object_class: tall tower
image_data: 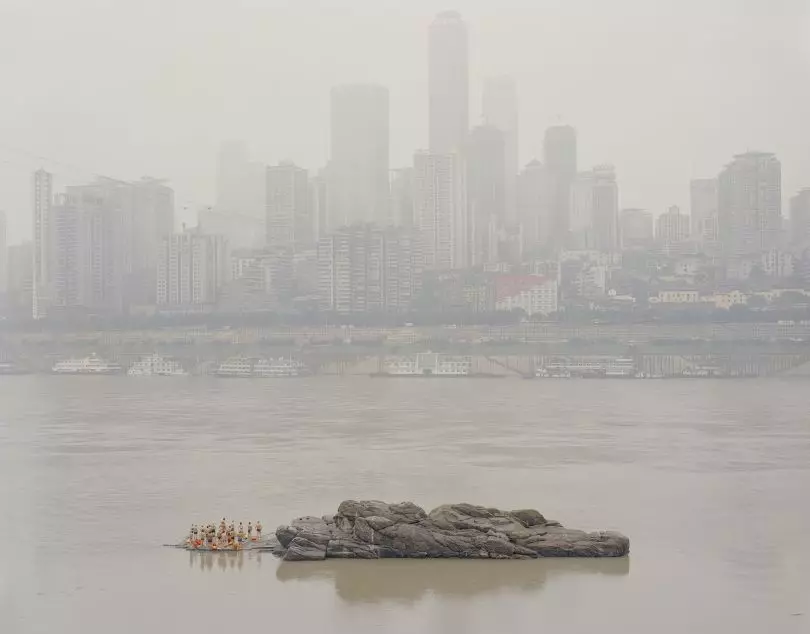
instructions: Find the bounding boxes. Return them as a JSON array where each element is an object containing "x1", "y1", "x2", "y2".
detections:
[
  {"x1": 483, "y1": 76, "x2": 519, "y2": 224},
  {"x1": 466, "y1": 125, "x2": 507, "y2": 265},
  {"x1": 718, "y1": 152, "x2": 781, "y2": 257},
  {"x1": 32, "y1": 169, "x2": 52, "y2": 319},
  {"x1": 790, "y1": 189, "x2": 810, "y2": 249},
  {"x1": 543, "y1": 126, "x2": 577, "y2": 247},
  {"x1": 329, "y1": 84, "x2": 390, "y2": 228},
  {"x1": 429, "y1": 11, "x2": 469, "y2": 153},
  {"x1": 266, "y1": 162, "x2": 310, "y2": 249},
  {"x1": 413, "y1": 151, "x2": 467, "y2": 271}
]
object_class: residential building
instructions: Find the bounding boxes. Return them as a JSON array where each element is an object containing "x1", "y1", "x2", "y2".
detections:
[
  {"x1": 620, "y1": 208, "x2": 654, "y2": 249},
  {"x1": 790, "y1": 189, "x2": 810, "y2": 248},
  {"x1": 494, "y1": 274, "x2": 558, "y2": 315},
  {"x1": 156, "y1": 226, "x2": 229, "y2": 307},
  {"x1": 543, "y1": 125, "x2": 577, "y2": 246},
  {"x1": 649, "y1": 290, "x2": 700, "y2": 304},
  {"x1": 466, "y1": 125, "x2": 507, "y2": 265},
  {"x1": 413, "y1": 151, "x2": 467, "y2": 271},
  {"x1": 50, "y1": 185, "x2": 126, "y2": 314},
  {"x1": 656, "y1": 206, "x2": 691, "y2": 254},
  {"x1": 570, "y1": 165, "x2": 618, "y2": 252},
  {"x1": 429, "y1": 11, "x2": 469, "y2": 154},
  {"x1": 317, "y1": 224, "x2": 422, "y2": 313},
  {"x1": 32, "y1": 168, "x2": 52, "y2": 319},
  {"x1": 760, "y1": 249, "x2": 794, "y2": 278},
  {"x1": 266, "y1": 162, "x2": 310, "y2": 249},
  {"x1": 482, "y1": 76, "x2": 518, "y2": 224},
  {"x1": 329, "y1": 84, "x2": 390, "y2": 227},
  {"x1": 718, "y1": 151, "x2": 781, "y2": 257},
  {"x1": 518, "y1": 160, "x2": 554, "y2": 252},
  {"x1": 690, "y1": 178, "x2": 718, "y2": 243}
]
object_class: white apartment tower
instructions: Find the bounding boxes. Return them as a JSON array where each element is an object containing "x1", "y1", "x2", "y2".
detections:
[
  {"x1": 157, "y1": 227, "x2": 229, "y2": 307},
  {"x1": 32, "y1": 169, "x2": 52, "y2": 319},
  {"x1": 413, "y1": 151, "x2": 468, "y2": 271},
  {"x1": 266, "y1": 162, "x2": 310, "y2": 249},
  {"x1": 429, "y1": 11, "x2": 469, "y2": 154}
]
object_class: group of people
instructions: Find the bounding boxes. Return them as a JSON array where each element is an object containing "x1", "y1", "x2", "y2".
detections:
[{"x1": 187, "y1": 518, "x2": 263, "y2": 549}]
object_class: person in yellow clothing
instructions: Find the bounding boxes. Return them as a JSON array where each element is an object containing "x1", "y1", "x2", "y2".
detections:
[{"x1": 256, "y1": 521, "x2": 262, "y2": 539}]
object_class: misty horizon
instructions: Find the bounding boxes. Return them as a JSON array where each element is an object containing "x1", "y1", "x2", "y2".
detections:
[{"x1": 1, "y1": 0, "x2": 809, "y2": 242}]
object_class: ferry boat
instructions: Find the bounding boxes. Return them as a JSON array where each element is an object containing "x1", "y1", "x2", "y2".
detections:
[
  {"x1": 127, "y1": 354, "x2": 188, "y2": 377},
  {"x1": 52, "y1": 354, "x2": 122, "y2": 375},
  {"x1": 215, "y1": 356, "x2": 309, "y2": 378},
  {"x1": 372, "y1": 353, "x2": 500, "y2": 378}
]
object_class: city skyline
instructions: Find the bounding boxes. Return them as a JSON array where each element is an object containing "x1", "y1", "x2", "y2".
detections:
[{"x1": 0, "y1": 2, "x2": 808, "y2": 242}]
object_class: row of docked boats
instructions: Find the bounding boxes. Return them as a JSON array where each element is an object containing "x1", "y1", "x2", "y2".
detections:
[{"x1": 45, "y1": 354, "x2": 309, "y2": 377}]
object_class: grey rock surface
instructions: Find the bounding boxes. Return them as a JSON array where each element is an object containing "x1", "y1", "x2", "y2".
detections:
[{"x1": 275, "y1": 501, "x2": 629, "y2": 561}]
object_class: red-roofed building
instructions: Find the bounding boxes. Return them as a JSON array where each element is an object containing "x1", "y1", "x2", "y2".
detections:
[{"x1": 494, "y1": 274, "x2": 558, "y2": 315}]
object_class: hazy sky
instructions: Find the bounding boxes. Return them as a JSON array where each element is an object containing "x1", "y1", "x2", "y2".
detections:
[{"x1": 1, "y1": 0, "x2": 808, "y2": 242}]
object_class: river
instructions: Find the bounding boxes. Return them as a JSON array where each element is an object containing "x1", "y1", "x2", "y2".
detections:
[{"x1": 1, "y1": 377, "x2": 808, "y2": 633}]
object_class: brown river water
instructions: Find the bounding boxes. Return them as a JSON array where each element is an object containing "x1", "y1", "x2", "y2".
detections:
[{"x1": 1, "y1": 377, "x2": 808, "y2": 633}]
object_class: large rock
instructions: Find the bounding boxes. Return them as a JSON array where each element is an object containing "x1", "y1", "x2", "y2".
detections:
[{"x1": 274, "y1": 500, "x2": 629, "y2": 560}]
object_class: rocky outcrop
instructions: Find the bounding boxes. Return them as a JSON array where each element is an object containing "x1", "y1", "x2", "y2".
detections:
[{"x1": 274, "y1": 500, "x2": 629, "y2": 561}]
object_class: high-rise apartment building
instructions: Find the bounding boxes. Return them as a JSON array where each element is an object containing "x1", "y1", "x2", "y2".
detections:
[
  {"x1": 317, "y1": 225, "x2": 422, "y2": 314},
  {"x1": 266, "y1": 162, "x2": 310, "y2": 249},
  {"x1": 656, "y1": 205, "x2": 691, "y2": 253},
  {"x1": 156, "y1": 227, "x2": 229, "y2": 307},
  {"x1": 32, "y1": 169, "x2": 52, "y2": 319},
  {"x1": 790, "y1": 189, "x2": 810, "y2": 249},
  {"x1": 482, "y1": 76, "x2": 518, "y2": 224},
  {"x1": 329, "y1": 84, "x2": 390, "y2": 227},
  {"x1": 413, "y1": 151, "x2": 467, "y2": 271},
  {"x1": 620, "y1": 208, "x2": 654, "y2": 249},
  {"x1": 49, "y1": 184, "x2": 125, "y2": 314},
  {"x1": 689, "y1": 178, "x2": 718, "y2": 243},
  {"x1": 517, "y1": 160, "x2": 554, "y2": 253},
  {"x1": 718, "y1": 152, "x2": 781, "y2": 257},
  {"x1": 543, "y1": 126, "x2": 577, "y2": 246},
  {"x1": 466, "y1": 125, "x2": 507, "y2": 265},
  {"x1": 429, "y1": 11, "x2": 469, "y2": 153},
  {"x1": 570, "y1": 165, "x2": 618, "y2": 251}
]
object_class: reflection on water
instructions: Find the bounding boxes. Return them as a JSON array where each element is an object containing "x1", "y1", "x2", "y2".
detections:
[
  {"x1": 275, "y1": 558, "x2": 630, "y2": 604},
  {"x1": 188, "y1": 549, "x2": 264, "y2": 572}
]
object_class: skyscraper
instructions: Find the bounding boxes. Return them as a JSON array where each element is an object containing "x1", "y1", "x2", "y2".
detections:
[
  {"x1": 790, "y1": 189, "x2": 810, "y2": 248},
  {"x1": 50, "y1": 185, "x2": 125, "y2": 314},
  {"x1": 266, "y1": 162, "x2": 310, "y2": 249},
  {"x1": 569, "y1": 165, "x2": 618, "y2": 252},
  {"x1": 718, "y1": 152, "x2": 781, "y2": 257},
  {"x1": 690, "y1": 178, "x2": 718, "y2": 243},
  {"x1": 466, "y1": 125, "x2": 507, "y2": 265},
  {"x1": 483, "y1": 76, "x2": 519, "y2": 224},
  {"x1": 429, "y1": 11, "x2": 469, "y2": 153},
  {"x1": 128, "y1": 177, "x2": 175, "y2": 305},
  {"x1": 329, "y1": 84, "x2": 390, "y2": 227},
  {"x1": 517, "y1": 160, "x2": 555, "y2": 253},
  {"x1": 32, "y1": 169, "x2": 52, "y2": 319},
  {"x1": 413, "y1": 151, "x2": 468, "y2": 271},
  {"x1": 656, "y1": 205, "x2": 691, "y2": 254},
  {"x1": 543, "y1": 126, "x2": 577, "y2": 246},
  {"x1": 157, "y1": 227, "x2": 229, "y2": 307}
]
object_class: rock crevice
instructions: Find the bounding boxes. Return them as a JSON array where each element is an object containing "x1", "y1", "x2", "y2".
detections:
[{"x1": 274, "y1": 501, "x2": 629, "y2": 561}]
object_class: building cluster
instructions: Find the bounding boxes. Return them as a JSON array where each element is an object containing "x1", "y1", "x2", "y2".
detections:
[{"x1": 1, "y1": 11, "x2": 809, "y2": 323}]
